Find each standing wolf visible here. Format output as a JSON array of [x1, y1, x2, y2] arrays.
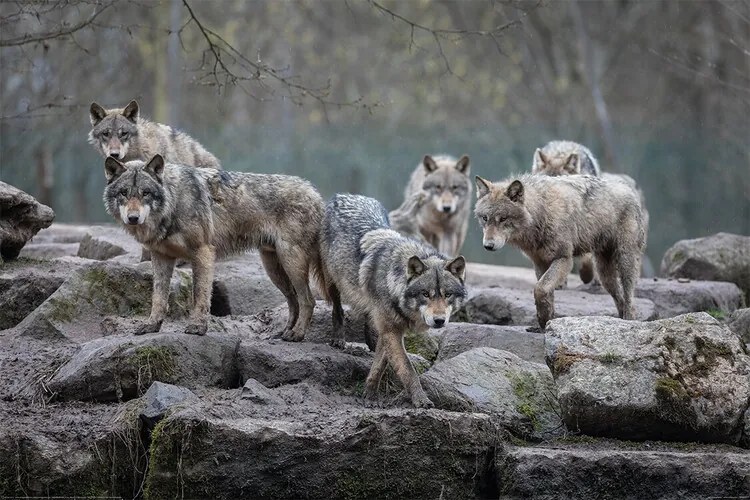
[[531, 140, 600, 177], [320, 194, 467, 408], [400, 155, 472, 255], [103, 154, 323, 339], [89, 100, 221, 169], [475, 174, 645, 329]]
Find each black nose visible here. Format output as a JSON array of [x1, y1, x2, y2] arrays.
[[484, 243, 494, 251], [442, 206, 451, 213], [433, 318, 445, 327], [127, 214, 140, 224], [109, 152, 120, 159]]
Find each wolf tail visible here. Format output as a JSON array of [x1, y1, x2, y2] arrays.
[[309, 242, 332, 304]]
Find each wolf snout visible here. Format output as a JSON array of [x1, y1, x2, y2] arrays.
[[433, 317, 446, 328], [483, 242, 495, 251], [109, 152, 121, 159], [441, 205, 452, 213], [127, 213, 140, 225]]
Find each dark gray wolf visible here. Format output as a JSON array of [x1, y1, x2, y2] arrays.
[[475, 174, 645, 329], [320, 194, 467, 408], [103, 154, 324, 338], [89, 100, 221, 169], [532, 140, 600, 177], [400, 154, 472, 255]]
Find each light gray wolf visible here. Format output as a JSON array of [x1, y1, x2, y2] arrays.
[[388, 191, 427, 242], [401, 154, 472, 255], [475, 173, 645, 329], [532, 140, 600, 177], [320, 194, 467, 408], [89, 100, 221, 169], [102, 154, 324, 338]]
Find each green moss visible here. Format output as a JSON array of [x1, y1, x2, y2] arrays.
[[130, 346, 177, 393], [403, 329, 438, 363], [510, 372, 550, 432], [47, 296, 77, 323], [654, 377, 688, 400], [704, 308, 726, 320], [144, 418, 175, 500], [684, 336, 734, 377], [598, 352, 620, 364], [672, 250, 686, 262], [550, 346, 586, 376]]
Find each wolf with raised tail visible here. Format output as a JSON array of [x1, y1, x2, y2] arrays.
[[102, 154, 324, 338], [320, 194, 467, 408]]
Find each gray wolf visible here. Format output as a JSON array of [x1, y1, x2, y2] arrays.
[[475, 173, 645, 329], [103, 154, 324, 338], [388, 191, 427, 242], [320, 194, 467, 407], [89, 100, 221, 169], [532, 140, 600, 177], [401, 154, 472, 255]]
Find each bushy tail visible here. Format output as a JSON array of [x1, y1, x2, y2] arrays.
[[309, 242, 332, 304]]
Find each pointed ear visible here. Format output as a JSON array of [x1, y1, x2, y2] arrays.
[[144, 154, 165, 183], [104, 157, 126, 184], [445, 255, 466, 282], [506, 180, 524, 203], [423, 155, 439, 173], [455, 155, 470, 174], [90, 102, 107, 126], [564, 153, 580, 173], [532, 148, 547, 171], [475, 176, 491, 199], [122, 100, 139, 122], [407, 256, 427, 280]]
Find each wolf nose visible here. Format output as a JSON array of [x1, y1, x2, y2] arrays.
[[109, 152, 120, 159], [484, 243, 495, 251], [442, 206, 452, 213], [127, 214, 140, 224], [433, 318, 445, 328]]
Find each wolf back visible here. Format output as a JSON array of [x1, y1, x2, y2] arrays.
[[532, 140, 600, 176]]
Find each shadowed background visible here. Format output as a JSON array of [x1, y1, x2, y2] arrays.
[[1, 0, 748, 268]]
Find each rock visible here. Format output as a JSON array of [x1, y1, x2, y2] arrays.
[[12, 261, 193, 343], [404, 328, 439, 362], [0, 263, 66, 330], [459, 286, 657, 326], [0, 181, 55, 262], [742, 406, 750, 448], [241, 378, 286, 405], [466, 262, 583, 290], [139, 381, 197, 427], [19, 242, 80, 260], [433, 323, 545, 363], [422, 347, 561, 438], [500, 443, 750, 499], [728, 308, 750, 343], [144, 402, 501, 499], [579, 277, 744, 319], [48, 330, 239, 402], [545, 313, 750, 444], [661, 232, 750, 299], [29, 223, 91, 244], [76, 225, 142, 261], [211, 253, 287, 316]]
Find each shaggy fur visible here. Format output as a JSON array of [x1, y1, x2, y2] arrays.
[[532, 140, 600, 176]]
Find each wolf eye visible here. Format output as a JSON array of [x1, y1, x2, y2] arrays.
[[142, 189, 151, 197], [101, 130, 110, 138], [481, 215, 488, 222], [119, 189, 127, 197], [498, 216, 507, 223], [422, 291, 430, 298], [120, 130, 129, 139], [445, 292, 453, 298]]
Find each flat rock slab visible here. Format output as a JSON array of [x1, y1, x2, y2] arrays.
[[433, 323, 545, 363], [76, 225, 142, 261], [0, 181, 55, 262], [19, 242, 80, 260], [545, 313, 750, 444], [466, 262, 583, 290], [459, 286, 657, 326], [29, 223, 93, 244], [422, 347, 561, 439]]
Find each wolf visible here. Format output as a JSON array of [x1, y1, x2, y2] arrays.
[[320, 194, 467, 408], [388, 191, 427, 242], [400, 154, 472, 255], [531, 140, 600, 177], [475, 173, 645, 329], [102, 154, 324, 339], [89, 100, 221, 169]]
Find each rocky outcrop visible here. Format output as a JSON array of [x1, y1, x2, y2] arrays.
[[0, 260, 69, 330], [546, 313, 750, 444], [432, 323, 545, 363], [728, 308, 750, 343], [661, 232, 750, 299], [0, 182, 55, 262]]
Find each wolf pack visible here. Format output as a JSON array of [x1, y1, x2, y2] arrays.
[[90, 100, 648, 408]]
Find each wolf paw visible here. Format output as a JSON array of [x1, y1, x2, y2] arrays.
[[412, 396, 435, 409], [281, 329, 305, 342], [134, 320, 162, 336], [185, 321, 207, 336]]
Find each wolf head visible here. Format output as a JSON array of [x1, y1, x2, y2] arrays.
[[103, 154, 166, 226], [89, 100, 140, 160], [402, 255, 467, 328], [420, 155, 471, 214], [474, 176, 532, 251], [532, 148, 580, 176]]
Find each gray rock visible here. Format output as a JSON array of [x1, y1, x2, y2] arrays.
[[76, 225, 142, 261], [728, 308, 750, 343], [501, 444, 750, 499], [466, 262, 583, 290], [0, 181, 55, 262], [29, 223, 91, 244], [139, 381, 197, 426], [422, 347, 561, 438], [211, 253, 287, 315], [0, 265, 65, 330], [661, 232, 750, 299], [48, 330, 239, 402], [19, 242, 80, 260], [434, 323, 545, 363], [459, 286, 657, 326], [546, 313, 750, 444], [241, 378, 286, 405]]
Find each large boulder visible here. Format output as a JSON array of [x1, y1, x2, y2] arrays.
[[545, 313, 750, 444], [459, 286, 657, 326], [0, 182, 55, 262], [661, 233, 750, 299], [422, 347, 561, 439], [76, 225, 142, 261], [728, 308, 750, 343], [0, 259, 72, 330], [433, 323, 545, 363], [28, 223, 91, 244], [211, 253, 287, 315]]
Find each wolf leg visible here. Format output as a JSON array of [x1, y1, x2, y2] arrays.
[[579, 253, 596, 284], [616, 250, 640, 320], [362, 318, 377, 352], [328, 283, 346, 349], [595, 252, 626, 317], [185, 245, 215, 336], [259, 248, 299, 332], [363, 333, 388, 401], [277, 246, 315, 342], [534, 257, 573, 330], [381, 330, 433, 408], [135, 251, 175, 335]]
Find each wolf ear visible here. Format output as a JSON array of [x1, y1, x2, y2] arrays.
[[407, 256, 427, 280], [475, 176, 491, 199], [445, 255, 466, 282], [90, 102, 107, 126], [506, 180, 524, 203], [144, 154, 165, 183], [122, 100, 139, 122], [564, 153, 580, 173], [423, 155, 439, 173], [104, 157, 126, 184], [532, 148, 547, 171], [455, 155, 470, 174]]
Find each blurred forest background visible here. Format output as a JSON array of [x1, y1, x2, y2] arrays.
[[1, 0, 748, 268]]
